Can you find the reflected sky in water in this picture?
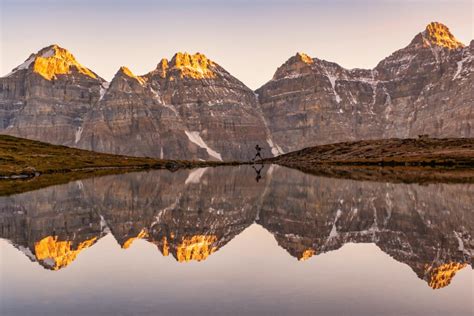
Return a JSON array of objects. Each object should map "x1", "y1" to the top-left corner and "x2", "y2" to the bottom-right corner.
[{"x1": 0, "y1": 165, "x2": 473, "y2": 315}]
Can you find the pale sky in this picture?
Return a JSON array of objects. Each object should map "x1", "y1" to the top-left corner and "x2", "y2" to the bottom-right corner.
[{"x1": 1, "y1": 0, "x2": 472, "y2": 89}]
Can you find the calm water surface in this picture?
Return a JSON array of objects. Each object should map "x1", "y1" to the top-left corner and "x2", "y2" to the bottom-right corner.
[{"x1": 0, "y1": 165, "x2": 472, "y2": 315}]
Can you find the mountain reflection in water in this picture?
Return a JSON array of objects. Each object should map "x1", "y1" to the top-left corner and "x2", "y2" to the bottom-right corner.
[{"x1": 0, "y1": 165, "x2": 472, "y2": 292}]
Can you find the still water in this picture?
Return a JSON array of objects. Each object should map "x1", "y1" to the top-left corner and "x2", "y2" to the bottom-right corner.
[{"x1": 0, "y1": 165, "x2": 472, "y2": 315}]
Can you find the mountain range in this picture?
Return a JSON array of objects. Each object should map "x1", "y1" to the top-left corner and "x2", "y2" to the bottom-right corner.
[{"x1": 1, "y1": 22, "x2": 472, "y2": 160}]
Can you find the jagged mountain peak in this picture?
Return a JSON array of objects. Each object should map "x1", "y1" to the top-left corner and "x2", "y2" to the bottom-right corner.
[
  {"x1": 6, "y1": 44, "x2": 99, "y2": 81},
  {"x1": 295, "y1": 52, "x2": 314, "y2": 64},
  {"x1": 411, "y1": 22, "x2": 465, "y2": 50},
  {"x1": 115, "y1": 66, "x2": 146, "y2": 85},
  {"x1": 271, "y1": 52, "x2": 315, "y2": 80},
  {"x1": 155, "y1": 58, "x2": 169, "y2": 78},
  {"x1": 154, "y1": 52, "x2": 217, "y2": 79}
]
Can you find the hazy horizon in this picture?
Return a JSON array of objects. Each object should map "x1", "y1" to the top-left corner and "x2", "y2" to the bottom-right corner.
[{"x1": 1, "y1": 0, "x2": 472, "y2": 89}]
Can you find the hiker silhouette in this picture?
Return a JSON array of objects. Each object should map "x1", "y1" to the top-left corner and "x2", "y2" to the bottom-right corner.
[{"x1": 253, "y1": 144, "x2": 263, "y2": 161}]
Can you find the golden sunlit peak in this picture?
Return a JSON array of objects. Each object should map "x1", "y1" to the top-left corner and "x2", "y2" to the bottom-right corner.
[
  {"x1": 296, "y1": 52, "x2": 313, "y2": 64},
  {"x1": 425, "y1": 262, "x2": 467, "y2": 289},
  {"x1": 34, "y1": 235, "x2": 97, "y2": 270},
  {"x1": 117, "y1": 66, "x2": 147, "y2": 85},
  {"x1": 155, "y1": 58, "x2": 169, "y2": 78},
  {"x1": 422, "y1": 22, "x2": 464, "y2": 50},
  {"x1": 122, "y1": 229, "x2": 149, "y2": 249},
  {"x1": 167, "y1": 52, "x2": 216, "y2": 79},
  {"x1": 176, "y1": 235, "x2": 218, "y2": 262},
  {"x1": 299, "y1": 249, "x2": 315, "y2": 261},
  {"x1": 31, "y1": 44, "x2": 98, "y2": 80}
]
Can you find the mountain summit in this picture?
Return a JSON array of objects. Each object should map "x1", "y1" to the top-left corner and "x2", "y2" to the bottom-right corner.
[
  {"x1": 410, "y1": 22, "x2": 464, "y2": 50},
  {"x1": 7, "y1": 44, "x2": 98, "y2": 80},
  {"x1": 422, "y1": 22, "x2": 464, "y2": 49},
  {"x1": 155, "y1": 52, "x2": 216, "y2": 79}
]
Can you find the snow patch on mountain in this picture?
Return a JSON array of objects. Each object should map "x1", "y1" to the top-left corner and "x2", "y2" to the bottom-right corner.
[
  {"x1": 99, "y1": 82, "x2": 110, "y2": 101},
  {"x1": 453, "y1": 56, "x2": 470, "y2": 80},
  {"x1": 75, "y1": 126, "x2": 83, "y2": 144},
  {"x1": 267, "y1": 138, "x2": 284, "y2": 156},
  {"x1": 185, "y1": 131, "x2": 222, "y2": 161},
  {"x1": 326, "y1": 73, "x2": 341, "y2": 103},
  {"x1": 6, "y1": 55, "x2": 36, "y2": 76}
]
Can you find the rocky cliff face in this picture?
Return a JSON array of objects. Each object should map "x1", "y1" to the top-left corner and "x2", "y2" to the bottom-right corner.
[
  {"x1": 1, "y1": 49, "x2": 274, "y2": 161},
  {"x1": 76, "y1": 66, "x2": 193, "y2": 159},
  {"x1": 0, "y1": 45, "x2": 104, "y2": 146},
  {"x1": 256, "y1": 22, "x2": 473, "y2": 153},
  {"x1": 0, "y1": 166, "x2": 471, "y2": 288}
]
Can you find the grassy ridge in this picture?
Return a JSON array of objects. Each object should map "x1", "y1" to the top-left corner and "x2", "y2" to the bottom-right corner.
[
  {"x1": 266, "y1": 137, "x2": 474, "y2": 184},
  {"x1": 0, "y1": 135, "x2": 241, "y2": 196},
  {"x1": 2, "y1": 135, "x2": 473, "y2": 196},
  {"x1": 268, "y1": 138, "x2": 474, "y2": 167},
  {"x1": 0, "y1": 135, "x2": 231, "y2": 177}
]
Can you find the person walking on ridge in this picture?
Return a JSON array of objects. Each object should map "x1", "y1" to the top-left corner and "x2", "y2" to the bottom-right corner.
[{"x1": 253, "y1": 144, "x2": 263, "y2": 162}]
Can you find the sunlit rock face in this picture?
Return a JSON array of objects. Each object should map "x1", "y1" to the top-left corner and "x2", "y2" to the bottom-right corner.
[
  {"x1": 257, "y1": 166, "x2": 473, "y2": 288},
  {"x1": 0, "y1": 45, "x2": 104, "y2": 145},
  {"x1": 256, "y1": 22, "x2": 473, "y2": 153},
  {"x1": 0, "y1": 47, "x2": 274, "y2": 161},
  {"x1": 140, "y1": 52, "x2": 275, "y2": 160},
  {"x1": 0, "y1": 166, "x2": 471, "y2": 288},
  {"x1": 421, "y1": 22, "x2": 464, "y2": 50},
  {"x1": 157, "y1": 52, "x2": 217, "y2": 80},
  {"x1": 78, "y1": 52, "x2": 275, "y2": 161},
  {"x1": 76, "y1": 66, "x2": 193, "y2": 159}
]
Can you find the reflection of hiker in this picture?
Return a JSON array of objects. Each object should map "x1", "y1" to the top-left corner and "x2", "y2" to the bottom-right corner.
[
  {"x1": 253, "y1": 144, "x2": 263, "y2": 161},
  {"x1": 252, "y1": 164, "x2": 264, "y2": 182}
]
